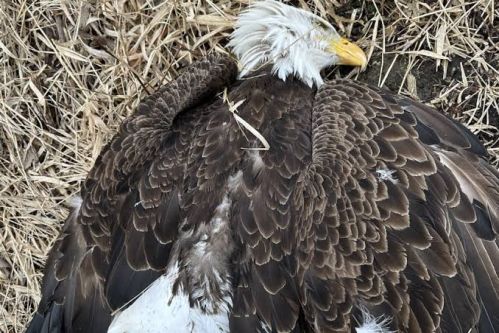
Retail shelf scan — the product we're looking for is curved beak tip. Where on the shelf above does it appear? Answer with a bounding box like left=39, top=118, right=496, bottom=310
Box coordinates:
left=329, top=37, right=368, bottom=69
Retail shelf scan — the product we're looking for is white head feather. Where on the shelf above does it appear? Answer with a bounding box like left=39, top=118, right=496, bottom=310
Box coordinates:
left=229, top=0, right=352, bottom=87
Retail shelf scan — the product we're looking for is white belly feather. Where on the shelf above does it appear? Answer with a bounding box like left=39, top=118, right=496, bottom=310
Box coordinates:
left=108, top=263, right=231, bottom=333
left=109, top=195, right=234, bottom=333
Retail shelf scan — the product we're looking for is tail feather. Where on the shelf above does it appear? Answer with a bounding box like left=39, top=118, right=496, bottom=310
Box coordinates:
left=455, top=222, right=499, bottom=331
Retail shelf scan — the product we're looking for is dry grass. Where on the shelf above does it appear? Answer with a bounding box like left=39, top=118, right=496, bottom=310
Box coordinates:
left=0, top=0, right=497, bottom=331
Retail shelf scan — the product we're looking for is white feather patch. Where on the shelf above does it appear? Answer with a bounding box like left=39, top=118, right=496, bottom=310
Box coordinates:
left=108, top=263, right=230, bottom=333
left=68, top=195, right=82, bottom=214
left=109, top=195, right=234, bottom=333
left=375, top=168, right=398, bottom=184
left=355, top=308, right=392, bottom=333
left=227, top=170, right=243, bottom=192
left=249, top=150, right=265, bottom=172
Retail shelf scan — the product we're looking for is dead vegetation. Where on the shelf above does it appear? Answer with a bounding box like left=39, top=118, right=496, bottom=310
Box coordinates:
left=0, top=0, right=497, bottom=331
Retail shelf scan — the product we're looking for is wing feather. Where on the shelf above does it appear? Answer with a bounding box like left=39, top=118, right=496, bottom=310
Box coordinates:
left=297, top=79, right=499, bottom=332
left=229, top=75, right=314, bottom=332
left=27, top=54, right=237, bottom=332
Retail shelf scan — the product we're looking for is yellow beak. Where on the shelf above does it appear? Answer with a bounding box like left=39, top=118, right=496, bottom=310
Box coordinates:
left=328, top=37, right=367, bottom=68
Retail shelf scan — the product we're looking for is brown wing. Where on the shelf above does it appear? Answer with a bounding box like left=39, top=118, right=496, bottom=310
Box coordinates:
left=27, top=54, right=237, bottom=333
left=296, top=79, right=499, bottom=332
left=226, top=73, right=316, bottom=333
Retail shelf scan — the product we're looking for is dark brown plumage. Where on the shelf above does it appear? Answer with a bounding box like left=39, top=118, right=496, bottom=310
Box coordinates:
left=28, top=53, right=499, bottom=333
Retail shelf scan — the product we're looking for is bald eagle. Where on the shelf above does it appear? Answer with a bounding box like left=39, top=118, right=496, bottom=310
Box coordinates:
left=28, top=1, right=499, bottom=332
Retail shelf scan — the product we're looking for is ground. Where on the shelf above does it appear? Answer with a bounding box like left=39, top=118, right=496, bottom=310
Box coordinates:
left=0, top=0, right=497, bottom=331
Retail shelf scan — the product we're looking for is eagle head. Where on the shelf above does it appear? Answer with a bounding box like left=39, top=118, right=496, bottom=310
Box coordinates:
left=228, top=0, right=367, bottom=87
